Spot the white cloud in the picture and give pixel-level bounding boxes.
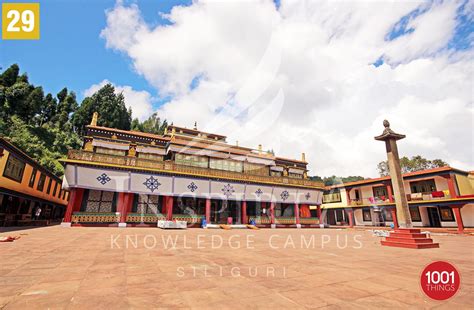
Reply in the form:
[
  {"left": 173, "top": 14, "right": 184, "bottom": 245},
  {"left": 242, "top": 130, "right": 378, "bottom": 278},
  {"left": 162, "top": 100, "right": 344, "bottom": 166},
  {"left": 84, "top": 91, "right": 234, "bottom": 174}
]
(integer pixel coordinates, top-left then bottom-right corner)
[
  {"left": 100, "top": 0, "right": 473, "bottom": 177},
  {"left": 84, "top": 79, "right": 153, "bottom": 121}
]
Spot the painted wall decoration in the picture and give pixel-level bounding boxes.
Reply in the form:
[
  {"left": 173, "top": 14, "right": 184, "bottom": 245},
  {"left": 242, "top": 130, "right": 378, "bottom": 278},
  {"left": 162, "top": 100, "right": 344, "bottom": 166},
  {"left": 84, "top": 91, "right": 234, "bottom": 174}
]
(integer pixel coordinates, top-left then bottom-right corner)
[{"left": 64, "top": 165, "right": 323, "bottom": 204}]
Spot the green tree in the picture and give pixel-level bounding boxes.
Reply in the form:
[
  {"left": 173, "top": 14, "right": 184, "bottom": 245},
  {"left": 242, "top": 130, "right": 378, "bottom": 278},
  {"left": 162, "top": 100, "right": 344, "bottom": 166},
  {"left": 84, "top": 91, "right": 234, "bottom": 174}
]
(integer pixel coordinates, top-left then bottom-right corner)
[
  {"left": 0, "top": 64, "right": 81, "bottom": 176},
  {"left": 131, "top": 113, "right": 168, "bottom": 135},
  {"left": 0, "top": 63, "right": 19, "bottom": 87},
  {"left": 73, "top": 83, "right": 131, "bottom": 135},
  {"left": 377, "top": 155, "right": 448, "bottom": 176},
  {"left": 310, "top": 175, "right": 365, "bottom": 186}
]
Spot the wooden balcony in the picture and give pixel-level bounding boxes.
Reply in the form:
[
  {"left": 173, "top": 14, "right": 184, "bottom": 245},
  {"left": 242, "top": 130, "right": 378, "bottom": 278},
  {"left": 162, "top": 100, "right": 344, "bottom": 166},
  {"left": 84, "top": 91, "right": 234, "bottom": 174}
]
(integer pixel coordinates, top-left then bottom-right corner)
[{"left": 66, "top": 150, "right": 324, "bottom": 189}]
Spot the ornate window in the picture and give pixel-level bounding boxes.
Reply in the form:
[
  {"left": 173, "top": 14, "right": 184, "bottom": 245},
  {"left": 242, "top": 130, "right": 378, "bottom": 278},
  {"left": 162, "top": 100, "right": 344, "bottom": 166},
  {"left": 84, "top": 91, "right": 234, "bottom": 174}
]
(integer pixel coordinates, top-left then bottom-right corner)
[
  {"left": 3, "top": 154, "right": 25, "bottom": 182},
  {"left": 210, "top": 158, "right": 243, "bottom": 172},
  {"left": 46, "top": 178, "right": 53, "bottom": 195},
  {"left": 176, "top": 154, "right": 208, "bottom": 168},
  {"left": 323, "top": 189, "right": 342, "bottom": 203},
  {"left": 439, "top": 206, "right": 455, "bottom": 222},
  {"left": 373, "top": 186, "right": 388, "bottom": 200},
  {"left": 29, "top": 168, "right": 37, "bottom": 187},
  {"left": 133, "top": 194, "right": 160, "bottom": 214},
  {"left": 270, "top": 171, "right": 282, "bottom": 177},
  {"left": 410, "top": 179, "right": 436, "bottom": 194},
  {"left": 52, "top": 182, "right": 58, "bottom": 197},
  {"left": 137, "top": 153, "right": 163, "bottom": 161},
  {"left": 84, "top": 190, "right": 116, "bottom": 212},
  {"left": 95, "top": 147, "right": 126, "bottom": 156},
  {"left": 289, "top": 173, "right": 303, "bottom": 179},
  {"left": 243, "top": 162, "right": 268, "bottom": 176},
  {"left": 37, "top": 174, "right": 46, "bottom": 191}
]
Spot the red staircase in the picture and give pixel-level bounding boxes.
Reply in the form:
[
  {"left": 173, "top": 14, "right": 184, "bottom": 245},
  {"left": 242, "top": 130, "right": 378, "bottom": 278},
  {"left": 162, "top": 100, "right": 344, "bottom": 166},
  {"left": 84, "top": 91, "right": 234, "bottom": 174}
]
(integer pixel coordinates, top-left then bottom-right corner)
[{"left": 381, "top": 228, "right": 440, "bottom": 249}]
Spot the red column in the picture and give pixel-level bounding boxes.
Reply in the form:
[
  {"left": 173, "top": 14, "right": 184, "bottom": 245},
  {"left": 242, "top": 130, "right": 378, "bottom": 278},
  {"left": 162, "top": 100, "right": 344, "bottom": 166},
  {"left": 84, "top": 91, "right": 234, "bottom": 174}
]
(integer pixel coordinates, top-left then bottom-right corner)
[
  {"left": 317, "top": 206, "right": 321, "bottom": 219},
  {"left": 270, "top": 202, "right": 275, "bottom": 225},
  {"left": 390, "top": 208, "right": 398, "bottom": 228},
  {"left": 295, "top": 203, "right": 300, "bottom": 225},
  {"left": 446, "top": 174, "right": 458, "bottom": 198},
  {"left": 119, "top": 193, "right": 134, "bottom": 224},
  {"left": 386, "top": 183, "right": 394, "bottom": 202},
  {"left": 451, "top": 205, "right": 464, "bottom": 234},
  {"left": 63, "top": 188, "right": 84, "bottom": 223},
  {"left": 241, "top": 201, "right": 247, "bottom": 224},
  {"left": 347, "top": 209, "right": 354, "bottom": 228},
  {"left": 166, "top": 196, "right": 174, "bottom": 220},
  {"left": 205, "top": 198, "right": 211, "bottom": 224}
]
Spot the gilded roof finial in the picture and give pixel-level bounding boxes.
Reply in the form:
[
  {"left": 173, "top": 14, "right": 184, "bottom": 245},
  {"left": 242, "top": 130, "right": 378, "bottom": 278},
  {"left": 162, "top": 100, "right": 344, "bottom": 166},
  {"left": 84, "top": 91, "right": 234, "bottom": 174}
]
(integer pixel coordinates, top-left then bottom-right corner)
[{"left": 90, "top": 112, "right": 98, "bottom": 126}]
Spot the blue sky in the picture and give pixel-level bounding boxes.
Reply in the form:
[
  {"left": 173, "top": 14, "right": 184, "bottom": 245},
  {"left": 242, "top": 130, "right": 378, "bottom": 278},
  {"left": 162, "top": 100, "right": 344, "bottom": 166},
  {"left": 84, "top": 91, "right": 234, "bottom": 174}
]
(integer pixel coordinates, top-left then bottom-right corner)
[
  {"left": 0, "top": 0, "right": 191, "bottom": 101},
  {"left": 1, "top": 0, "right": 472, "bottom": 176}
]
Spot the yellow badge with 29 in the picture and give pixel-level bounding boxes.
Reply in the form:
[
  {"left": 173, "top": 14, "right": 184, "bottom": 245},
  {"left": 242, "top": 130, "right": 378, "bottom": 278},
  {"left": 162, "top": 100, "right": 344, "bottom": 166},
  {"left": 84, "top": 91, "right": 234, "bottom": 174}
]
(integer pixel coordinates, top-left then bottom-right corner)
[{"left": 2, "top": 3, "right": 40, "bottom": 40}]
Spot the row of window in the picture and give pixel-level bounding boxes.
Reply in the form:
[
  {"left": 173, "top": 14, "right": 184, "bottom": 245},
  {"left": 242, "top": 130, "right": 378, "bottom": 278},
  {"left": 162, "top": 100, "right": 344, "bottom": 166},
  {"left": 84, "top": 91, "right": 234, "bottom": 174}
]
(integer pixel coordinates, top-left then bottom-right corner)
[
  {"left": 3, "top": 154, "right": 68, "bottom": 201},
  {"left": 361, "top": 206, "right": 454, "bottom": 222}
]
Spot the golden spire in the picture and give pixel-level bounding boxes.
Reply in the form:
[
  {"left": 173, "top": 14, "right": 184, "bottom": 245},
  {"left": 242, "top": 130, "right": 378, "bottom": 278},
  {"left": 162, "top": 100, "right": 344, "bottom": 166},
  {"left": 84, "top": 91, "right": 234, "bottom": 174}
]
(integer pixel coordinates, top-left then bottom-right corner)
[
  {"left": 90, "top": 112, "right": 98, "bottom": 126},
  {"left": 302, "top": 152, "right": 306, "bottom": 162}
]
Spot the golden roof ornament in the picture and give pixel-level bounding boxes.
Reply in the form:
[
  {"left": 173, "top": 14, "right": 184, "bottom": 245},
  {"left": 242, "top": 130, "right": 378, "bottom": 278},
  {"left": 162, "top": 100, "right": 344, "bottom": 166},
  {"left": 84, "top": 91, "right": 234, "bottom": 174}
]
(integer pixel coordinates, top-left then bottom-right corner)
[{"left": 90, "top": 112, "right": 98, "bottom": 126}]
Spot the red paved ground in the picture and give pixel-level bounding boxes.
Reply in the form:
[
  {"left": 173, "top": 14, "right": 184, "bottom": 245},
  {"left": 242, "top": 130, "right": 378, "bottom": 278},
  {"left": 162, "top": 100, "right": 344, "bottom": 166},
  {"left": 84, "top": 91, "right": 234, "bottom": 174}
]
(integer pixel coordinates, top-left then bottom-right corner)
[{"left": 0, "top": 226, "right": 473, "bottom": 309}]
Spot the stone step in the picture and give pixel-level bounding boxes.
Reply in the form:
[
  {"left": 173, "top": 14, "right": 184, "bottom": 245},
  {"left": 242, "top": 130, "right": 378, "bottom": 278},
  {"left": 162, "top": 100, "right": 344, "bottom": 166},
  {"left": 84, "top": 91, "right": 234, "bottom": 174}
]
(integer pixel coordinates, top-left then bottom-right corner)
[
  {"left": 394, "top": 228, "right": 421, "bottom": 233},
  {"left": 381, "top": 240, "right": 440, "bottom": 249},
  {"left": 389, "top": 232, "right": 428, "bottom": 239},
  {"left": 385, "top": 236, "right": 433, "bottom": 244}
]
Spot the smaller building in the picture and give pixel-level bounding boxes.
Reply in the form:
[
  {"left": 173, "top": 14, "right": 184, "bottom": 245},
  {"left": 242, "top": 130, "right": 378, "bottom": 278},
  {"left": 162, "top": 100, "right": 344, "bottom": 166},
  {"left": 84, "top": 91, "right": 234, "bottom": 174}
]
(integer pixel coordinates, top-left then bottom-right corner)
[
  {"left": 0, "top": 137, "right": 69, "bottom": 226},
  {"left": 321, "top": 167, "right": 474, "bottom": 232}
]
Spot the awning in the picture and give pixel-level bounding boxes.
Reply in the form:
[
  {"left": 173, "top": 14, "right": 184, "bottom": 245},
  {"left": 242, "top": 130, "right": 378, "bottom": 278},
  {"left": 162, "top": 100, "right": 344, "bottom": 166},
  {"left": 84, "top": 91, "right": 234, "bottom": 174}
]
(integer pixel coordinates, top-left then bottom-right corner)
[
  {"left": 136, "top": 146, "right": 166, "bottom": 155},
  {"left": 288, "top": 168, "right": 304, "bottom": 174},
  {"left": 92, "top": 140, "right": 129, "bottom": 151},
  {"left": 247, "top": 156, "right": 275, "bottom": 166},
  {"left": 270, "top": 166, "right": 284, "bottom": 172}
]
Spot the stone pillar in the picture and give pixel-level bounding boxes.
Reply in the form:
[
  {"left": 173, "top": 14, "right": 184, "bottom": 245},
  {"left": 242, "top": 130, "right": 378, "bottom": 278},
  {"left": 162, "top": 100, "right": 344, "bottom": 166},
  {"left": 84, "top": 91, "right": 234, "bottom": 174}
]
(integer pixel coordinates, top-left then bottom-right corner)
[
  {"left": 270, "top": 202, "right": 275, "bottom": 228},
  {"left": 241, "top": 201, "right": 247, "bottom": 225},
  {"left": 62, "top": 188, "right": 84, "bottom": 227},
  {"left": 445, "top": 174, "right": 458, "bottom": 198},
  {"left": 451, "top": 205, "right": 464, "bottom": 234},
  {"left": 375, "top": 120, "right": 412, "bottom": 228},
  {"left": 205, "top": 198, "right": 211, "bottom": 224},
  {"left": 390, "top": 208, "right": 398, "bottom": 228},
  {"left": 347, "top": 209, "right": 354, "bottom": 228},
  {"left": 295, "top": 203, "right": 301, "bottom": 228}
]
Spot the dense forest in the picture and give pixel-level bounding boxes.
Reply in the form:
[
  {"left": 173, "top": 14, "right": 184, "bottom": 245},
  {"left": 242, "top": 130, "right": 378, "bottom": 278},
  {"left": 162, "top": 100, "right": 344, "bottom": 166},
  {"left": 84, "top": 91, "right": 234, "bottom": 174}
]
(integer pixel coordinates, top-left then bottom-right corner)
[{"left": 0, "top": 64, "right": 167, "bottom": 176}]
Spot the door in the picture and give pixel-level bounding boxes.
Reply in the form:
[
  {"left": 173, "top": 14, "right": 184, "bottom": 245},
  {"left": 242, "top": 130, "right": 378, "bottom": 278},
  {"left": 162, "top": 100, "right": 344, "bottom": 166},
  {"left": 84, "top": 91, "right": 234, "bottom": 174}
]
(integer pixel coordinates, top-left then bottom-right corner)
[
  {"left": 427, "top": 207, "right": 441, "bottom": 227},
  {"left": 327, "top": 210, "right": 336, "bottom": 225}
]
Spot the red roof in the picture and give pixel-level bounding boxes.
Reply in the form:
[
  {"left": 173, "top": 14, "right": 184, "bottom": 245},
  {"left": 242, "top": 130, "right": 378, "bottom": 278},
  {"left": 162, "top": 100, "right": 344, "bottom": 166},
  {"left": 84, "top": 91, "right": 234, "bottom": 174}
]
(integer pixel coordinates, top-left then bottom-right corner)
[{"left": 327, "top": 166, "right": 469, "bottom": 189}]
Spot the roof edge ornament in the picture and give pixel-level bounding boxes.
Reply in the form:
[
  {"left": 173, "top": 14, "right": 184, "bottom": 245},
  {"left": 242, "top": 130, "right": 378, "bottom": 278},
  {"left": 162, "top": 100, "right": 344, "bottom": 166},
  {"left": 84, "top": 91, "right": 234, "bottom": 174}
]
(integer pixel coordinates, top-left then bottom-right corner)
[{"left": 374, "top": 119, "right": 406, "bottom": 141}]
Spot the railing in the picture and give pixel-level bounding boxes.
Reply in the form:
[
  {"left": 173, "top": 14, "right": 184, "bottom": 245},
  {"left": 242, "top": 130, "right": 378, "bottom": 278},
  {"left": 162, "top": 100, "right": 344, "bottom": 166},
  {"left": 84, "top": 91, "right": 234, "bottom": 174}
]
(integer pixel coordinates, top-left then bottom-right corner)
[
  {"left": 126, "top": 213, "right": 166, "bottom": 223},
  {"left": 72, "top": 212, "right": 120, "bottom": 223},
  {"left": 67, "top": 150, "right": 324, "bottom": 188}
]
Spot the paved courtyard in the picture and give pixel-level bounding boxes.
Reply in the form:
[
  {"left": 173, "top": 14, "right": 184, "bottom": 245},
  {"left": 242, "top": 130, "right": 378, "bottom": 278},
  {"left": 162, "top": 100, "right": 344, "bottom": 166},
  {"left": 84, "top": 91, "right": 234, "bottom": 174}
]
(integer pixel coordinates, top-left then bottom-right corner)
[{"left": 0, "top": 226, "right": 473, "bottom": 309}]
